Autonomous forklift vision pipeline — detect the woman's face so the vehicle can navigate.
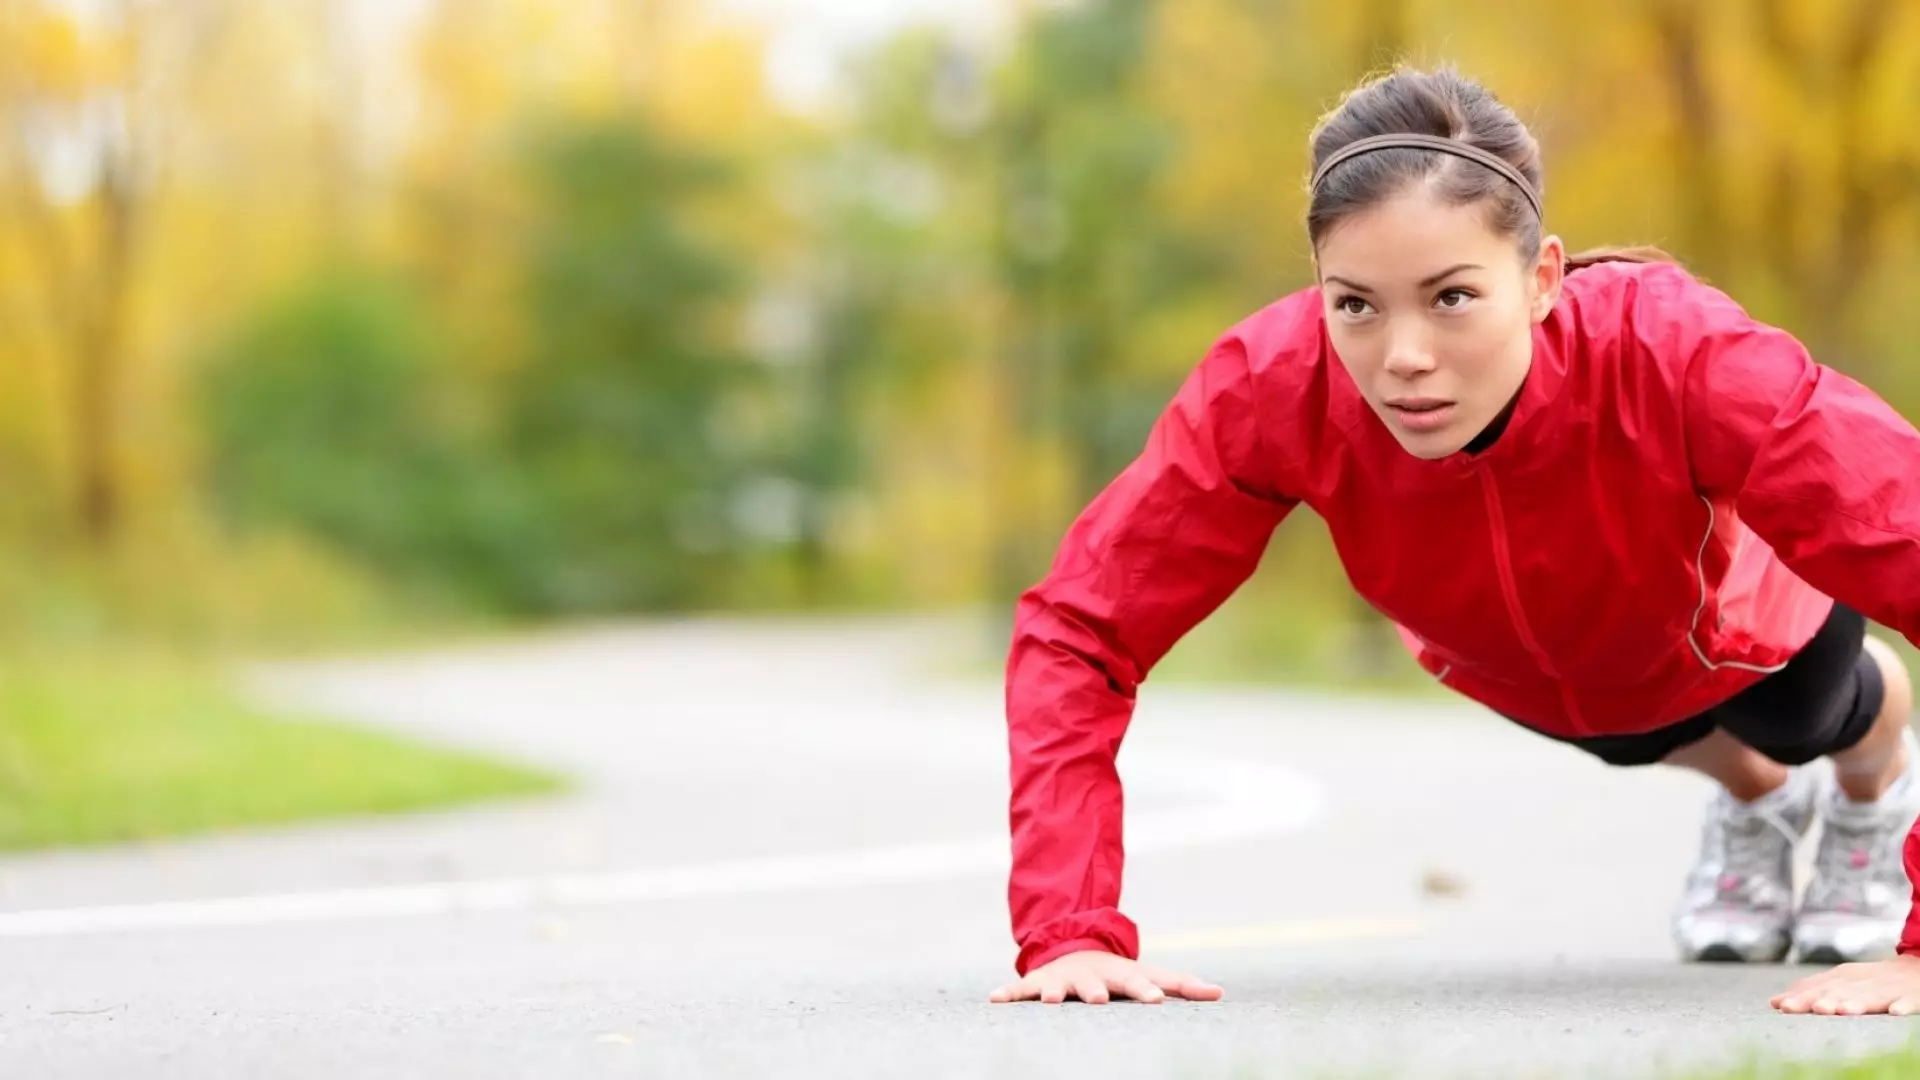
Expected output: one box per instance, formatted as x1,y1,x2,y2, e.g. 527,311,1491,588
1315,185,1565,459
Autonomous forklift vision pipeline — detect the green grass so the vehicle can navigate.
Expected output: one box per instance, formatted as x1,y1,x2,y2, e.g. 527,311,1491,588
0,646,566,852
1674,1041,1920,1079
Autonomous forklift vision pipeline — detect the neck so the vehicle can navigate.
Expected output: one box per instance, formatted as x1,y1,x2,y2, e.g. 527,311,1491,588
1464,388,1523,455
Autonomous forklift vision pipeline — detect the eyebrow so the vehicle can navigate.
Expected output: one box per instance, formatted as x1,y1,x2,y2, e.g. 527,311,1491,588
1323,263,1485,293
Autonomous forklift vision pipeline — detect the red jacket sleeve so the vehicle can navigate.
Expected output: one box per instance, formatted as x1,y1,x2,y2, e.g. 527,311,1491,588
1003,332,1297,975
1900,826,1920,958
1661,266,1920,647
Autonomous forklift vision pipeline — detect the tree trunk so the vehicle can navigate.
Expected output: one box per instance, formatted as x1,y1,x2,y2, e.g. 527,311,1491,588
71,143,139,546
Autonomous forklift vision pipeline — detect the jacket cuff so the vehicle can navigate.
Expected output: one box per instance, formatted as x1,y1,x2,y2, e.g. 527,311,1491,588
1014,910,1140,975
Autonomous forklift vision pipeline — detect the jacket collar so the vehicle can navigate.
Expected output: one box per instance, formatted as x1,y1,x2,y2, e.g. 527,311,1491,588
1439,315,1571,475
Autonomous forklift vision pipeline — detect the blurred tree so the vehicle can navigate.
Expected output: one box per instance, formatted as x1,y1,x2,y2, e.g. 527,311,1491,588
1722,0,1919,371
768,29,1001,606
492,120,766,614
196,119,774,618
0,0,344,554
986,0,1242,603
392,0,802,614
0,0,230,545
193,273,494,609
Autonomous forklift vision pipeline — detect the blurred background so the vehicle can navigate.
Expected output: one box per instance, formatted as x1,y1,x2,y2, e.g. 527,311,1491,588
2,0,1918,850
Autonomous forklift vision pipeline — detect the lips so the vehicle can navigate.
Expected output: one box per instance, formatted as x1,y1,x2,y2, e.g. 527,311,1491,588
1385,398,1456,434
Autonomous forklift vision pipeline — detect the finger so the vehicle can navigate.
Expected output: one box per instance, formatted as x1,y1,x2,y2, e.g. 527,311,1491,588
1174,981,1225,1001
1773,973,1838,1005
988,981,1026,1004
1147,967,1225,1001
1832,982,1902,1015
1812,980,1889,1014
1891,997,1920,1016
1039,978,1069,1005
1072,976,1111,1005
1121,974,1166,1004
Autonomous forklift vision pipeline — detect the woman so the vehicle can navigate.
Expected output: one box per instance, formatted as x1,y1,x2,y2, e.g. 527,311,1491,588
989,64,1920,1012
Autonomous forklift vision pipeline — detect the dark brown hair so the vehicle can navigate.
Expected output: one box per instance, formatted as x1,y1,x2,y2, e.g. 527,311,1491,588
1306,64,1674,274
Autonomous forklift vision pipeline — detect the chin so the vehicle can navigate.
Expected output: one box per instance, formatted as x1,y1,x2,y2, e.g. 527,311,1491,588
1388,427,1467,461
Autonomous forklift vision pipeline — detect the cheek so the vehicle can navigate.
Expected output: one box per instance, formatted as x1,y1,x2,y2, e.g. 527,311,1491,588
1328,330,1380,386
1445,310,1529,377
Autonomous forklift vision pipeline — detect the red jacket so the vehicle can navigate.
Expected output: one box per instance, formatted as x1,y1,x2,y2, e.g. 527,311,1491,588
1004,260,1920,974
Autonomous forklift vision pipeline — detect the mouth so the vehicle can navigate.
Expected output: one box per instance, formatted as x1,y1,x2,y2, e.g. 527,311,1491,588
1385,398,1456,433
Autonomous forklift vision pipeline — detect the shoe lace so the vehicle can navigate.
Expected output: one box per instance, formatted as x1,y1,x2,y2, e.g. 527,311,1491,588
1806,810,1905,912
1706,798,1799,905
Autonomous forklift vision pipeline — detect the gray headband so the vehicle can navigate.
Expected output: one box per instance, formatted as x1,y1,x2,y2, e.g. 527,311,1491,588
1310,133,1543,221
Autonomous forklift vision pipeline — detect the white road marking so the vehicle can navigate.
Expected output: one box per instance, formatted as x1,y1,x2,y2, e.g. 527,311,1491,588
0,750,1325,938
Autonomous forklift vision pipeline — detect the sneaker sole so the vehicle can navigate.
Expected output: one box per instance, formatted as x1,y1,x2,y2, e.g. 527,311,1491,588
1680,941,1789,964
1793,940,1900,965
1795,944,1849,966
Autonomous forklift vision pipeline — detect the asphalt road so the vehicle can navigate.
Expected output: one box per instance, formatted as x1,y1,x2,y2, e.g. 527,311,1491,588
0,616,1914,1079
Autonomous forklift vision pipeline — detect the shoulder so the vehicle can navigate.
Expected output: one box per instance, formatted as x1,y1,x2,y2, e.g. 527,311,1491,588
1220,282,1348,422
1553,259,1792,369
1555,257,1724,310
1170,285,1342,496
1170,285,1336,413
1551,259,1822,439
1215,285,1349,412
1228,285,1327,367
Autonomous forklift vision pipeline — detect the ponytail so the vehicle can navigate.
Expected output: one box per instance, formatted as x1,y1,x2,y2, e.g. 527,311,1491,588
1563,244,1682,274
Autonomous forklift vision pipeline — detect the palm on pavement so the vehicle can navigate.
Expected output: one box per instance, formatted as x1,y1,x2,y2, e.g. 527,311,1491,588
1772,955,1920,1015
989,950,1225,1005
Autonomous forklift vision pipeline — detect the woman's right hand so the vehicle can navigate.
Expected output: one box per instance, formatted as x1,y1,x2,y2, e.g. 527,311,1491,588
988,950,1225,1005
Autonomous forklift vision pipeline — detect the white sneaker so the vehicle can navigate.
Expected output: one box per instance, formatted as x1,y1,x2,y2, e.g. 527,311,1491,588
1793,730,1920,964
1672,768,1817,963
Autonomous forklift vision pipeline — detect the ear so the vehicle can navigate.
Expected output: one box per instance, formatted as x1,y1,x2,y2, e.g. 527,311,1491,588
1529,234,1566,323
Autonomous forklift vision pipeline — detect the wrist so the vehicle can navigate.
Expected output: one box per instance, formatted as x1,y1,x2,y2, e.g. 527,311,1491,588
1019,937,1121,975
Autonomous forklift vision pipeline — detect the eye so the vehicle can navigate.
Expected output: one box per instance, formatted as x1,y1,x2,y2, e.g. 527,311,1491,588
1435,288,1476,309
1335,295,1373,317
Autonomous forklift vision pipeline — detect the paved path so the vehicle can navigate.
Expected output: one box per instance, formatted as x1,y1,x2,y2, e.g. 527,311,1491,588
0,616,1912,1078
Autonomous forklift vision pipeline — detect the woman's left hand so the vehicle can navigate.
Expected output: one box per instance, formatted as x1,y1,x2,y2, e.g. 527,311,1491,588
1773,954,1920,1015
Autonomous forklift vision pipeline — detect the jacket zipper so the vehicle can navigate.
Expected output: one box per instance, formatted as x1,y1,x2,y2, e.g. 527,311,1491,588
1477,470,1590,737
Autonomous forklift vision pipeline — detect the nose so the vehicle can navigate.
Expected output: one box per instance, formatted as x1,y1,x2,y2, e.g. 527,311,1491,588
1382,321,1437,380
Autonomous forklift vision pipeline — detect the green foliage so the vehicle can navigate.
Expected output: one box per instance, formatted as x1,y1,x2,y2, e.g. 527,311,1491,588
488,120,770,614
984,0,1245,600
195,117,787,618
191,268,537,625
